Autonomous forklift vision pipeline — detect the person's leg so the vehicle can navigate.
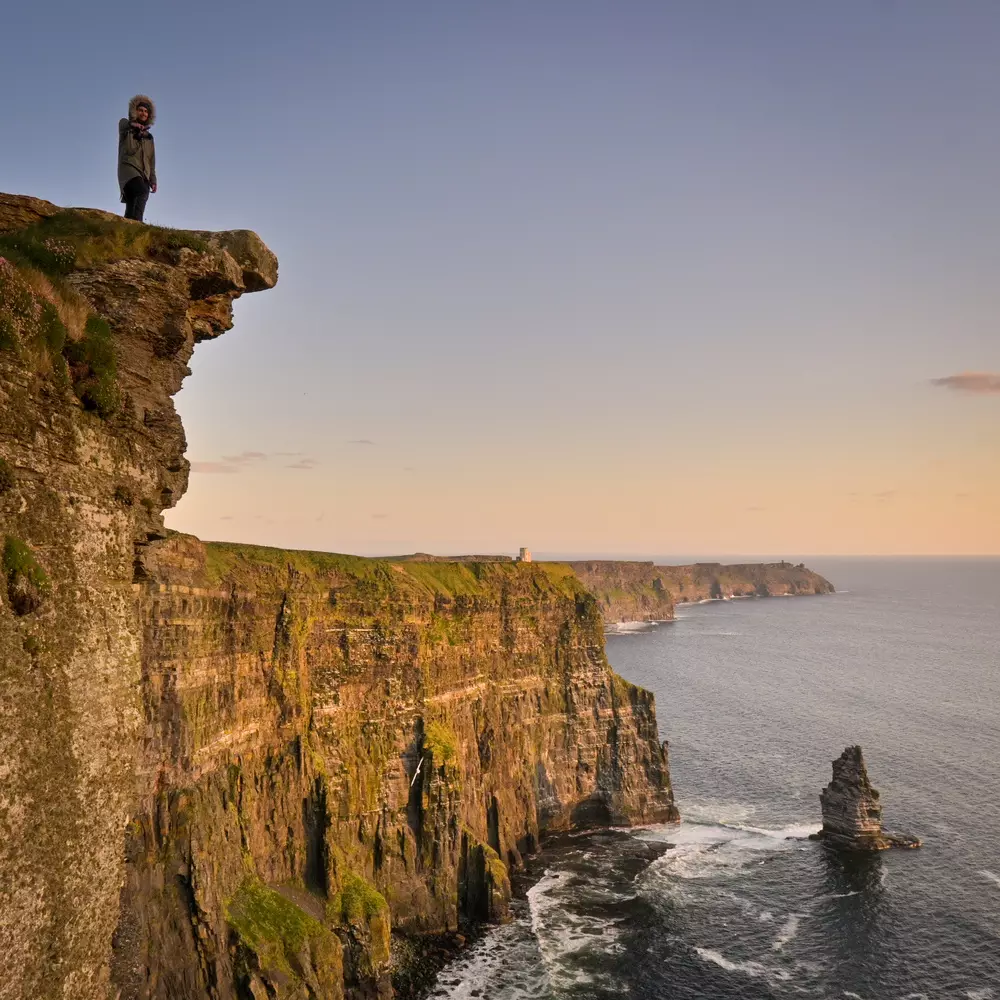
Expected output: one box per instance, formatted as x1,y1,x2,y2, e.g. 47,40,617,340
123,177,150,221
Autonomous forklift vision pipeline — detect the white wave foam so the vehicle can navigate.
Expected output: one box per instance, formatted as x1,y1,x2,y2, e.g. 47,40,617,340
772,913,803,951
605,621,656,634
966,990,995,1000
639,812,817,885
694,947,792,982
525,869,626,990
427,919,548,999
827,890,861,898
979,870,1000,889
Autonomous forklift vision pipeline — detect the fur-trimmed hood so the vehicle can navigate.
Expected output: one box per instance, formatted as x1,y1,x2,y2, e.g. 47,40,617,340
128,94,156,125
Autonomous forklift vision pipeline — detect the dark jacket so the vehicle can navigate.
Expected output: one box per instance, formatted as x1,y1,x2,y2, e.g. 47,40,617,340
118,94,157,200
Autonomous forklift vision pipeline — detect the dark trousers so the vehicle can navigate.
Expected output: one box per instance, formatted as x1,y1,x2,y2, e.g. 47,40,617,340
123,177,150,222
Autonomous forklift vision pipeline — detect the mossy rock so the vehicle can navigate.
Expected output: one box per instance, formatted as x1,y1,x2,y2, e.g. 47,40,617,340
3,536,49,616
327,872,390,972
423,721,458,769
227,875,341,993
63,315,121,417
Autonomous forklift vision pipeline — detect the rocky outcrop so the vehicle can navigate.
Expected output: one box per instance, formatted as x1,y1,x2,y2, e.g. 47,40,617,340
568,559,834,625
0,195,676,1000
812,746,921,851
567,561,674,624
658,561,834,604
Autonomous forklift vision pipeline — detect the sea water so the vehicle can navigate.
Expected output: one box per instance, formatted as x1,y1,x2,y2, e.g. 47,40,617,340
428,558,1000,999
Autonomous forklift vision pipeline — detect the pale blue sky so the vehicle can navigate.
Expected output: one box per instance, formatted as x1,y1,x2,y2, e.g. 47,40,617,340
2,1,997,554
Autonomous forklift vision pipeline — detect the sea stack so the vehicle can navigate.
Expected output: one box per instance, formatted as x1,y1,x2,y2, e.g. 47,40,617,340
814,746,921,850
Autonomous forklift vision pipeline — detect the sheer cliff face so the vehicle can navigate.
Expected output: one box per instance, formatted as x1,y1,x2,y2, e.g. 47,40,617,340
569,560,835,625
0,195,676,1000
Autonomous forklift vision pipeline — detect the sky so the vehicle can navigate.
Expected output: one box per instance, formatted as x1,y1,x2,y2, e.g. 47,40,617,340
2,1,998,557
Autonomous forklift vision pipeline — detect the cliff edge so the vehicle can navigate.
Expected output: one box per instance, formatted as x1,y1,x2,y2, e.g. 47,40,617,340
0,195,676,1000
568,560,834,625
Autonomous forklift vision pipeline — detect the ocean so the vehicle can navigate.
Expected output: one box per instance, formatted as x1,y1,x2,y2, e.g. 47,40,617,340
427,558,1000,1000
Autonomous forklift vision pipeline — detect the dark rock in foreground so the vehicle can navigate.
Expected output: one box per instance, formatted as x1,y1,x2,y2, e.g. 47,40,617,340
810,746,922,850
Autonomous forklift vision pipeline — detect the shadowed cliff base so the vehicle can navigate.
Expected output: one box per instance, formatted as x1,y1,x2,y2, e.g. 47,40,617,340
0,194,675,1000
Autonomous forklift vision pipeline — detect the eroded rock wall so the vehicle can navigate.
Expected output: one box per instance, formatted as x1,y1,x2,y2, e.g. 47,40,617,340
118,540,676,999
0,196,276,1000
0,196,675,1000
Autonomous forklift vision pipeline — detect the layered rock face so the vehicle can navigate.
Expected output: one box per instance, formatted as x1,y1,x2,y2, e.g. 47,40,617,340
0,195,676,1000
567,561,675,624
659,561,835,604
568,559,834,625
814,746,920,851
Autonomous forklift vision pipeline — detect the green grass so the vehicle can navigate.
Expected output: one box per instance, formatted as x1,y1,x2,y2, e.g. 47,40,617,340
328,871,388,925
395,561,487,599
0,209,209,278
226,876,324,976
63,315,121,416
203,540,396,591
0,244,120,416
423,721,458,768
532,561,589,600
3,536,49,593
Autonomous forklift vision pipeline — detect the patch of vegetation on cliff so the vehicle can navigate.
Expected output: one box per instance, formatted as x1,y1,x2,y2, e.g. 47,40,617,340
328,871,391,970
398,561,487,599
423,721,458,769
482,842,508,887
328,871,388,925
0,252,123,414
3,536,50,615
64,315,121,417
226,875,330,977
532,561,590,600
0,256,83,366
0,209,209,276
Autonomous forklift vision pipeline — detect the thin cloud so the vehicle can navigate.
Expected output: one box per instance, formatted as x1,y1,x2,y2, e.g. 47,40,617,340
190,461,238,474
347,439,376,446
930,372,1000,394
222,451,267,464
286,457,319,470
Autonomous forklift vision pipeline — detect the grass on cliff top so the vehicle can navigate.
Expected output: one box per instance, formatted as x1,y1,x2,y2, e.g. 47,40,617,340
202,540,585,603
203,541,396,591
0,209,209,278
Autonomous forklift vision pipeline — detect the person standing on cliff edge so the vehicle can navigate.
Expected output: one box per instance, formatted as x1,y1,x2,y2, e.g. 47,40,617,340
118,95,157,222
